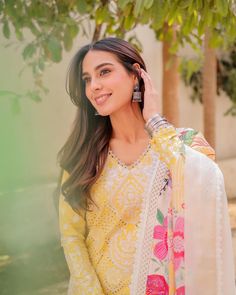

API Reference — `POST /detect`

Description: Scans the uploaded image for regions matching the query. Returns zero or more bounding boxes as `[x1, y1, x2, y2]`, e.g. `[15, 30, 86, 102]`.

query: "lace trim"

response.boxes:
[129, 158, 168, 294]
[108, 142, 151, 169]
[215, 166, 223, 295]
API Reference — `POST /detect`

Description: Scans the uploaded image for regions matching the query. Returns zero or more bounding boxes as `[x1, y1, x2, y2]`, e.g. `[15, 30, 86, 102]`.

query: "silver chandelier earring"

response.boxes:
[94, 110, 100, 116]
[132, 83, 142, 102]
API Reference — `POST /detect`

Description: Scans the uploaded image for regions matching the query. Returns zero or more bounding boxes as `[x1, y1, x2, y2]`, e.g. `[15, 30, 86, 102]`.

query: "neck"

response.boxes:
[109, 104, 148, 143]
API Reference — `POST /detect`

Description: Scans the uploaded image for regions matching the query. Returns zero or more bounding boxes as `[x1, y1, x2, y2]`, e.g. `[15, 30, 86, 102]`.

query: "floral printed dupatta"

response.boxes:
[130, 127, 236, 295]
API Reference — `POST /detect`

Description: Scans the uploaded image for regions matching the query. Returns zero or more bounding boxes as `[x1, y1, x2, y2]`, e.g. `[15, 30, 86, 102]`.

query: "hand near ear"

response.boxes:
[140, 69, 160, 122]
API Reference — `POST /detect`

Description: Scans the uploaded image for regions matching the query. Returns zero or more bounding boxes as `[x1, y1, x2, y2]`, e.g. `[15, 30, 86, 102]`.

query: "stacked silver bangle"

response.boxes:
[144, 113, 169, 137]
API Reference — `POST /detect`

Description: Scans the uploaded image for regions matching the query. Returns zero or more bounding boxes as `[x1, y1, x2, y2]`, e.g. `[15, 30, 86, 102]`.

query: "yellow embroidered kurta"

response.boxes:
[59, 128, 215, 295]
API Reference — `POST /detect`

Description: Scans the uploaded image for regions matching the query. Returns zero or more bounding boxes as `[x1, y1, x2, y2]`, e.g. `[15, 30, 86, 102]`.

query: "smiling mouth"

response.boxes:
[94, 93, 111, 105]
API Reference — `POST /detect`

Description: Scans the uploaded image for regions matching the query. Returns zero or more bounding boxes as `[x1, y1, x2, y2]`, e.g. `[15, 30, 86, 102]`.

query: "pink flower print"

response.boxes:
[153, 217, 168, 260]
[168, 208, 173, 215]
[173, 217, 184, 270]
[146, 274, 169, 295]
[176, 286, 185, 295]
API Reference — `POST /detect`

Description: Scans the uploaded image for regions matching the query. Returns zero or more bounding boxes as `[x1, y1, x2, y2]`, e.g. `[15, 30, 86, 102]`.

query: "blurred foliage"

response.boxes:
[181, 42, 236, 116]
[0, 0, 236, 110]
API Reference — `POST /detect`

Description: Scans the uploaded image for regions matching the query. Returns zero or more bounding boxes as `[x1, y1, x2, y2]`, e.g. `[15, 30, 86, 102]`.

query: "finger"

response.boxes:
[140, 69, 153, 90]
[140, 69, 151, 82]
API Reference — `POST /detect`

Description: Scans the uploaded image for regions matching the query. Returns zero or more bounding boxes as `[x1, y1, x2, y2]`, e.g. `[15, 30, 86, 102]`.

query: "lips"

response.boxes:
[94, 93, 111, 105]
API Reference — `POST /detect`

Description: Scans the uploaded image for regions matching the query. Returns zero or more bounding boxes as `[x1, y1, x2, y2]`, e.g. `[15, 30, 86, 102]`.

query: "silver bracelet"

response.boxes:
[144, 113, 169, 136]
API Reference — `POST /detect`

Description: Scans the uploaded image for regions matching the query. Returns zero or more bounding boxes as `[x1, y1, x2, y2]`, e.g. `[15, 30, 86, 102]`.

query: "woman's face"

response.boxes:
[82, 50, 136, 116]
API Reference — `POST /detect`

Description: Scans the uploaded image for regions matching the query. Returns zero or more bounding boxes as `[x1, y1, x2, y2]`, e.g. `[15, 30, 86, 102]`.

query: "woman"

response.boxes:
[58, 37, 235, 295]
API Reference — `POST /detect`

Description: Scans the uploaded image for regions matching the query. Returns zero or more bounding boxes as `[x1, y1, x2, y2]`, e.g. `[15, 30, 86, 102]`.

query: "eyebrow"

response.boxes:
[82, 62, 114, 77]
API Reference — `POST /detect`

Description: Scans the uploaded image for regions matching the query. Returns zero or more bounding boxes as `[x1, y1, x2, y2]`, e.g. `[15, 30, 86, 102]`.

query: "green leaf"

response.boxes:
[144, 0, 154, 10]
[27, 91, 42, 102]
[156, 209, 164, 224]
[123, 3, 133, 17]
[198, 19, 205, 36]
[45, 36, 62, 63]
[76, 0, 88, 14]
[22, 44, 36, 60]
[118, 0, 131, 10]
[38, 56, 44, 70]
[70, 24, 79, 38]
[183, 58, 202, 82]
[196, 0, 203, 10]
[134, 0, 144, 17]
[124, 14, 135, 30]
[63, 25, 78, 51]
[15, 28, 23, 41]
[151, 1, 166, 30]
[224, 104, 236, 116]
[95, 6, 110, 25]
[3, 21, 10, 39]
[215, 0, 228, 17]
[128, 35, 143, 52]
[205, 10, 213, 27]
[187, 2, 195, 14]
[139, 8, 151, 24]
[178, 0, 193, 10]
[28, 22, 40, 36]
[209, 31, 223, 48]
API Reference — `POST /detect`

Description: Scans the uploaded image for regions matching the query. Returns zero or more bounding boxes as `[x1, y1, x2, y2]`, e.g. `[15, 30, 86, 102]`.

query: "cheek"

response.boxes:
[85, 85, 92, 100]
[84, 84, 90, 98]
[84, 85, 95, 106]
[118, 79, 134, 99]
[112, 74, 134, 96]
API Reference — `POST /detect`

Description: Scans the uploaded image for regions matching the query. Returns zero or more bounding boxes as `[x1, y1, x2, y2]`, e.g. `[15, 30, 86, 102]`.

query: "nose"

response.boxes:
[90, 77, 102, 92]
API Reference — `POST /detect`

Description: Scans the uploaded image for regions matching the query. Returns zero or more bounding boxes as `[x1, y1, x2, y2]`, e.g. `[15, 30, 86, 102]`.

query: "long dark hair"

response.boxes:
[58, 37, 147, 210]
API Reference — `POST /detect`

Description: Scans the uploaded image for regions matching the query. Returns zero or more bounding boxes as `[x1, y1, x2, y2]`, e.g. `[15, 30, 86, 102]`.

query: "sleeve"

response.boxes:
[59, 170, 105, 295]
[150, 125, 185, 170]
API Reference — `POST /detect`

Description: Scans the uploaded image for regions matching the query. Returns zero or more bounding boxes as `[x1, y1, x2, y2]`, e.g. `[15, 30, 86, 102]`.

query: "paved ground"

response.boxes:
[17, 281, 68, 295]
[229, 199, 236, 272]
[0, 243, 69, 295]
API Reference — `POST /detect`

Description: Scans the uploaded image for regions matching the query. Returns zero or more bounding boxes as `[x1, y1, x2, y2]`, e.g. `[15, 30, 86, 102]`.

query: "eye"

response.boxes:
[100, 68, 110, 76]
[82, 76, 91, 84]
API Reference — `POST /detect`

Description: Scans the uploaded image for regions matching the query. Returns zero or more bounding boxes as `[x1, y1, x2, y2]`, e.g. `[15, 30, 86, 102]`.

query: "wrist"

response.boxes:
[143, 110, 160, 123]
[144, 113, 169, 137]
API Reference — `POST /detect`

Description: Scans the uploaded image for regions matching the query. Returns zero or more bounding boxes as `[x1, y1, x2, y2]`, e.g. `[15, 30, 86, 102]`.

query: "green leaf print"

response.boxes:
[156, 209, 164, 224]
[182, 129, 198, 145]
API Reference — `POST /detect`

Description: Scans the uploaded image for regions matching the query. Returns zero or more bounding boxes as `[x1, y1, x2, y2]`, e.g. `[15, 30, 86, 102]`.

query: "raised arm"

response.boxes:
[140, 68, 215, 166]
[59, 170, 105, 295]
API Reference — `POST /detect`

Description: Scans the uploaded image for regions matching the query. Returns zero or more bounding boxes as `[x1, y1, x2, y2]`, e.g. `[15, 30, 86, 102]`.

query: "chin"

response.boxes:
[96, 106, 116, 117]
[96, 109, 111, 117]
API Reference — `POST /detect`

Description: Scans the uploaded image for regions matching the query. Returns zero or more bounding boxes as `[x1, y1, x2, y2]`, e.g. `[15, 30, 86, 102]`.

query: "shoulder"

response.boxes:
[177, 128, 198, 144]
[177, 127, 215, 161]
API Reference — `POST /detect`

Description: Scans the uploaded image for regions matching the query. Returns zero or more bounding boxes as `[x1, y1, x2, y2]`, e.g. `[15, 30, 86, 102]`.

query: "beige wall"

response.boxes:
[0, 26, 235, 189]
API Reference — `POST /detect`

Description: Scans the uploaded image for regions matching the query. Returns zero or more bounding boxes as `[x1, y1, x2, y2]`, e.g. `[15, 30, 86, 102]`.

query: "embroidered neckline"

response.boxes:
[108, 141, 152, 169]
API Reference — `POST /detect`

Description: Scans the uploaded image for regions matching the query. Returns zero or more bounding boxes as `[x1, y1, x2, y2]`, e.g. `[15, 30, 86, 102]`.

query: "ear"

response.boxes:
[132, 63, 141, 82]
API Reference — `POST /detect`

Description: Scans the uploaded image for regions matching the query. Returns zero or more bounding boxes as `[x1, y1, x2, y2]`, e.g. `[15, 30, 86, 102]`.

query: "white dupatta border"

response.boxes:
[130, 156, 168, 294]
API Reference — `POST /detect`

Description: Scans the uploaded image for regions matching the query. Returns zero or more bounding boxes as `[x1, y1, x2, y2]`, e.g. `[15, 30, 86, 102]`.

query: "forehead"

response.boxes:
[82, 50, 120, 72]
